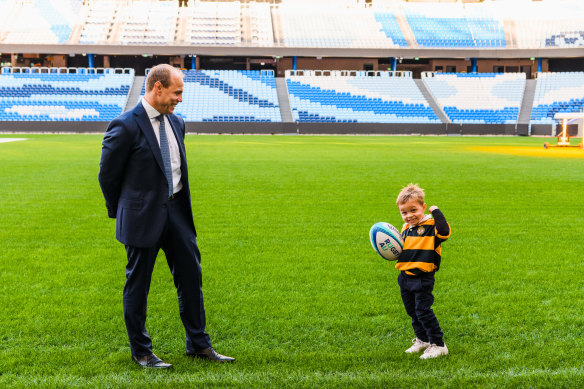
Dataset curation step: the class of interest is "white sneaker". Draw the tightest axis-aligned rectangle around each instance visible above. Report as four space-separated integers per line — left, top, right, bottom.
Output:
405 338 431 354
420 343 448 359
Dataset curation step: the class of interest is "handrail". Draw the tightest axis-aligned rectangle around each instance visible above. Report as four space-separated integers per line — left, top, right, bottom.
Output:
1 67 135 75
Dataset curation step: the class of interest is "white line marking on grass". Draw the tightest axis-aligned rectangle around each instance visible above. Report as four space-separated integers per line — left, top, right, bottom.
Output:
0 138 27 143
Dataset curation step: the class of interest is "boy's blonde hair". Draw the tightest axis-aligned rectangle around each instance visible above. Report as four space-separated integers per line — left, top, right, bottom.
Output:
396 183 425 205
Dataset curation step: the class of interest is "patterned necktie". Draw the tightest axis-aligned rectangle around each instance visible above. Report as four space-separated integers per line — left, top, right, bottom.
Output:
158 115 173 198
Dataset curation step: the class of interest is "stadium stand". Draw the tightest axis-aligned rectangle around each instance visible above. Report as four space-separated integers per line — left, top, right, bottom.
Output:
286 70 439 123
140 69 281 122
276 3 406 48
373 11 408 48
0 67 134 121
79 0 119 44
1 0 584 50
2 0 77 44
505 0 584 48
246 2 275 47
422 73 525 124
0 0 583 132
119 0 178 45
530 72 584 124
402 2 505 48
185 1 242 46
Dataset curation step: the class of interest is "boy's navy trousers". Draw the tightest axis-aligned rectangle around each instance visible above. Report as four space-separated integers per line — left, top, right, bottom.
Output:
398 271 444 346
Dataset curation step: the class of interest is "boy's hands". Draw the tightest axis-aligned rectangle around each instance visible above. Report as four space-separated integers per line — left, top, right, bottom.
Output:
429 205 439 213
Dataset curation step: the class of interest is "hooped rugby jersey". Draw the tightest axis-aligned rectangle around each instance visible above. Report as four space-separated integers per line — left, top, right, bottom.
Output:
395 209 451 275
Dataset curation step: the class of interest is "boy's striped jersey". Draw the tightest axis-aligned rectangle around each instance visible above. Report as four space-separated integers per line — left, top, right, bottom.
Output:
395 211 451 276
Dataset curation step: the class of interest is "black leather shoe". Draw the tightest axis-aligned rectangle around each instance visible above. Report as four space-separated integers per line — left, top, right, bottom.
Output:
186 347 235 363
132 353 173 369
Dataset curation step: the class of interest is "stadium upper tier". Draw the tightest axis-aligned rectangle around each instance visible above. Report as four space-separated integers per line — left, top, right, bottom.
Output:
286 70 439 123
403 2 505 48
1 0 584 49
422 72 525 124
0 67 133 121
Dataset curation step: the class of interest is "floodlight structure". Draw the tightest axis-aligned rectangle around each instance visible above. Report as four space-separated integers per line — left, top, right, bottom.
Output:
544 112 584 149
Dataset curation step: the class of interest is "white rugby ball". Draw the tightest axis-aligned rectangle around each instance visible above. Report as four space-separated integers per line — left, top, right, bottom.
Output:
369 222 404 261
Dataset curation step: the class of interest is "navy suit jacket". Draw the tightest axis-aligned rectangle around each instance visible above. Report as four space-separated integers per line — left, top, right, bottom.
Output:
98 102 196 247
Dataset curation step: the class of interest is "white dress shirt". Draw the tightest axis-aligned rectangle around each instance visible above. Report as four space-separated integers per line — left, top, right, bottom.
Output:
141 97 183 195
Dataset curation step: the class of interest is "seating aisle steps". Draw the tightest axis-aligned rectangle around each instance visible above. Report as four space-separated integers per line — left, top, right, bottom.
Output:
275 77 293 122
125 76 145 112
518 79 536 124
414 79 450 123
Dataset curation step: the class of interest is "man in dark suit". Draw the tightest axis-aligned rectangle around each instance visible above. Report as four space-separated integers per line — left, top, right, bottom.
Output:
99 64 234 369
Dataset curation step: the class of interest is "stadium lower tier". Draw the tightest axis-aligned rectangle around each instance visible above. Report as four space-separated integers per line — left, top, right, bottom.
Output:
2 68 584 125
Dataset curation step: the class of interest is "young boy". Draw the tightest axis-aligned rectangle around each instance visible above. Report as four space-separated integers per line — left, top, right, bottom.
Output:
395 184 451 359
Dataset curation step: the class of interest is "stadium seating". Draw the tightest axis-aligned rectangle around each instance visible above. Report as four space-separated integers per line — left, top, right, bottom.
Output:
148 70 281 122
531 72 584 124
185 1 242 46
2 0 584 49
422 73 525 124
247 2 275 47
119 1 178 45
403 2 505 48
2 0 76 44
79 0 118 44
286 71 439 123
0 67 134 121
373 12 408 48
276 4 406 48
506 1 584 48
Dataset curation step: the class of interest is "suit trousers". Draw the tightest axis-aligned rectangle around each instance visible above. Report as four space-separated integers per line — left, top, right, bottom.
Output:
123 191 212 356
397 271 443 345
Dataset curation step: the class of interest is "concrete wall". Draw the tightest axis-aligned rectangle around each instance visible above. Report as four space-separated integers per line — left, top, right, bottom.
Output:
0 121 531 136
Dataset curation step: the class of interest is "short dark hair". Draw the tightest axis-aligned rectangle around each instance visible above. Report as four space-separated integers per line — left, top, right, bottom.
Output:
145 64 183 92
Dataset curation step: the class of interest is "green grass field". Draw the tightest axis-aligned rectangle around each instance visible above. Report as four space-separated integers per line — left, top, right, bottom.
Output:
1 134 584 388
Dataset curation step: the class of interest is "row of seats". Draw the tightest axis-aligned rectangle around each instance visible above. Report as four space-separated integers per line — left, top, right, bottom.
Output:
185 1 241 46
531 72 584 123
276 6 405 49
2 0 584 48
286 72 439 123
2 0 76 44
1 68 583 124
139 69 281 122
423 73 525 124
403 2 505 48
0 70 133 121
118 1 178 45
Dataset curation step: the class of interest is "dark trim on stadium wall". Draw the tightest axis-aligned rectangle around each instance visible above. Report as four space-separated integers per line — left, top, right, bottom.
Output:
1 44 584 59
0 121 110 133
0 121 533 136
530 124 555 136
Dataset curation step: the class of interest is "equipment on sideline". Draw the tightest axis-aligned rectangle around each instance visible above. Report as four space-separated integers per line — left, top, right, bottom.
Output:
369 222 404 261
544 113 584 149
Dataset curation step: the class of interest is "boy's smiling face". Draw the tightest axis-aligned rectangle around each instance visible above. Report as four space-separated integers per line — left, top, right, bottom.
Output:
398 200 427 227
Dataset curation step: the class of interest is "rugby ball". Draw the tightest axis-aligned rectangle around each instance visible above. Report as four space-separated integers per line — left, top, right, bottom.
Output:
369 222 404 261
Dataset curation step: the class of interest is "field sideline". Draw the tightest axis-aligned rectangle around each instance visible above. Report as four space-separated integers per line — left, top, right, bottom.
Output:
1 134 583 388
